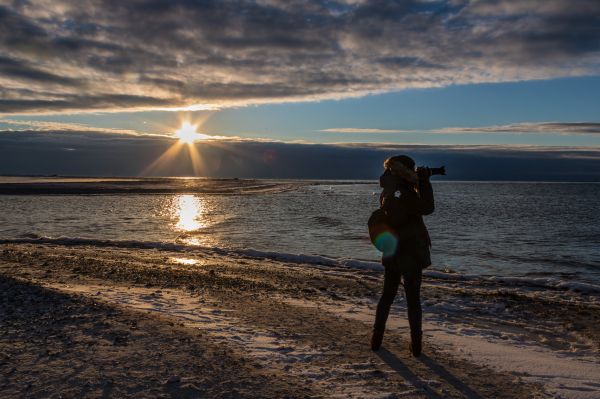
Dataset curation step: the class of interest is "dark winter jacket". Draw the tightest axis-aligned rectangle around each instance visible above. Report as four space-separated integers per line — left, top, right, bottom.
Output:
380 176 434 269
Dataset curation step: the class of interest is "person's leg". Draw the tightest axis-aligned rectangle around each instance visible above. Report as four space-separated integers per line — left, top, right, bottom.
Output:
372 265 401 350
403 269 422 333
374 266 402 331
403 268 423 356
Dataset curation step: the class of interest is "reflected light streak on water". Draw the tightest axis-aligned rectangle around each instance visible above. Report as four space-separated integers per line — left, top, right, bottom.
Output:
174 194 205 232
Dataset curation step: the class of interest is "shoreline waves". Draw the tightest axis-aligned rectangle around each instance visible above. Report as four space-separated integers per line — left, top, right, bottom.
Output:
1 179 598 286
3 234 600 298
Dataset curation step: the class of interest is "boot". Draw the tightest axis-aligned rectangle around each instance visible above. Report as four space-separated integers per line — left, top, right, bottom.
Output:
371 329 384 351
409 331 422 357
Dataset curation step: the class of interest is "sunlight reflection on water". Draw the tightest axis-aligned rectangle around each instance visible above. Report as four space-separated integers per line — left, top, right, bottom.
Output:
174 194 205 232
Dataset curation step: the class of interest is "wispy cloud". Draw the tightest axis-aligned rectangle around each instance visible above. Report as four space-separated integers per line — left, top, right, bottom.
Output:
0 119 282 143
321 128 415 134
0 119 147 136
0 0 598 114
322 122 600 135
436 122 600 135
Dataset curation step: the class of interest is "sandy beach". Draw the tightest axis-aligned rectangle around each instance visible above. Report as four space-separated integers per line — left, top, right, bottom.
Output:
1 243 599 398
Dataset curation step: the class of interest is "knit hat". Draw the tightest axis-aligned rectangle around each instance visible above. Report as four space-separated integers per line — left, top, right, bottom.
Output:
383 155 418 185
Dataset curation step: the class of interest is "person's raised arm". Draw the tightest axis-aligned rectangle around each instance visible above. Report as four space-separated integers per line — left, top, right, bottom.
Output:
416 168 434 215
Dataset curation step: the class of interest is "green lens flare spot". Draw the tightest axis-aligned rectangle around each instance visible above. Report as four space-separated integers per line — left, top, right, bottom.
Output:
374 231 398 257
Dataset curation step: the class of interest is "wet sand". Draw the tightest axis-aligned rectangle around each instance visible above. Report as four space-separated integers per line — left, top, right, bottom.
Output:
1 243 598 398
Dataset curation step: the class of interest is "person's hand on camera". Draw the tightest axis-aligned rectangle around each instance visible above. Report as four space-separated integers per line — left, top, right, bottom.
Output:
417 167 431 180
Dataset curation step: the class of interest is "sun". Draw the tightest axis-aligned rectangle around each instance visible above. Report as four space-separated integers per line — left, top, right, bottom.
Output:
142 112 217 176
174 122 202 144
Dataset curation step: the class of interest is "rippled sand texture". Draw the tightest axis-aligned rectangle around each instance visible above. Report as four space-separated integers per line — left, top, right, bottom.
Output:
2 243 599 398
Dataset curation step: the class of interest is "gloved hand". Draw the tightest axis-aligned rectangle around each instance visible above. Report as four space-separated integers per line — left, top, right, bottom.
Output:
417 166 431 180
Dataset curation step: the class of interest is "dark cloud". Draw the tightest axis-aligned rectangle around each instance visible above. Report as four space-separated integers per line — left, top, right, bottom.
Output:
0 0 599 113
0 94 174 113
376 56 445 69
0 55 81 86
1 130 599 181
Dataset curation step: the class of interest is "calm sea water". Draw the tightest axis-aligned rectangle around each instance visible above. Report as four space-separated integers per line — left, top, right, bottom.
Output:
1 180 599 284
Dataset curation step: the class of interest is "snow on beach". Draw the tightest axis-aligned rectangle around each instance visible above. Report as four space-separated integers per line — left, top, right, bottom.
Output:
1 242 599 398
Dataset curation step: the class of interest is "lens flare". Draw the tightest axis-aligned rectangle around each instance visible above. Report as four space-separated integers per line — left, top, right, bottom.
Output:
373 231 398 258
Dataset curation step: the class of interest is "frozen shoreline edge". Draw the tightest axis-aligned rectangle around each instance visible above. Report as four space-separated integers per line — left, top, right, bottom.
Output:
3 234 600 297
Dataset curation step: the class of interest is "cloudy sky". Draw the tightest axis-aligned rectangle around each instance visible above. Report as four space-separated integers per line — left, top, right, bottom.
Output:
1 0 599 179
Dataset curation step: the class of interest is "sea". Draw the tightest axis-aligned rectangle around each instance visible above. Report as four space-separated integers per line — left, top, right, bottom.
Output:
1 177 599 289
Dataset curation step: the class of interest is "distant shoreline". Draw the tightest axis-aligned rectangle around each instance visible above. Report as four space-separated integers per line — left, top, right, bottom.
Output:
1 174 599 184
0 178 308 195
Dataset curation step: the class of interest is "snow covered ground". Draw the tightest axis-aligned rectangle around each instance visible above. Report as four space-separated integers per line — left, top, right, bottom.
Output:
1 243 599 398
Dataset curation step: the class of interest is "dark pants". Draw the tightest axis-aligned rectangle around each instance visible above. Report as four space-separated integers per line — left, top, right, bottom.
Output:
374 263 422 335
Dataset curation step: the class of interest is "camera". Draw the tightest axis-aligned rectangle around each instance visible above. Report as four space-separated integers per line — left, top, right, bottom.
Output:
416 166 446 177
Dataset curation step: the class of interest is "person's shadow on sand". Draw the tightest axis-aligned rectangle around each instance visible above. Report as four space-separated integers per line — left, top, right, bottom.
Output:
376 348 485 399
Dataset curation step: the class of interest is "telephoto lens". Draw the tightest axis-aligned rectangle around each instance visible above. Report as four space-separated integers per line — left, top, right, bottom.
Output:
429 166 445 176
417 166 446 176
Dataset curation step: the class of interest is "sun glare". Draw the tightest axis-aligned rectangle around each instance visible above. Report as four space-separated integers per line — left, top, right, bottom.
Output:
142 112 216 176
175 122 202 144
175 194 205 231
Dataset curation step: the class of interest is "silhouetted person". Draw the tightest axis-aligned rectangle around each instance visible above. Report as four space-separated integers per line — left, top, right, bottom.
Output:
371 155 435 357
